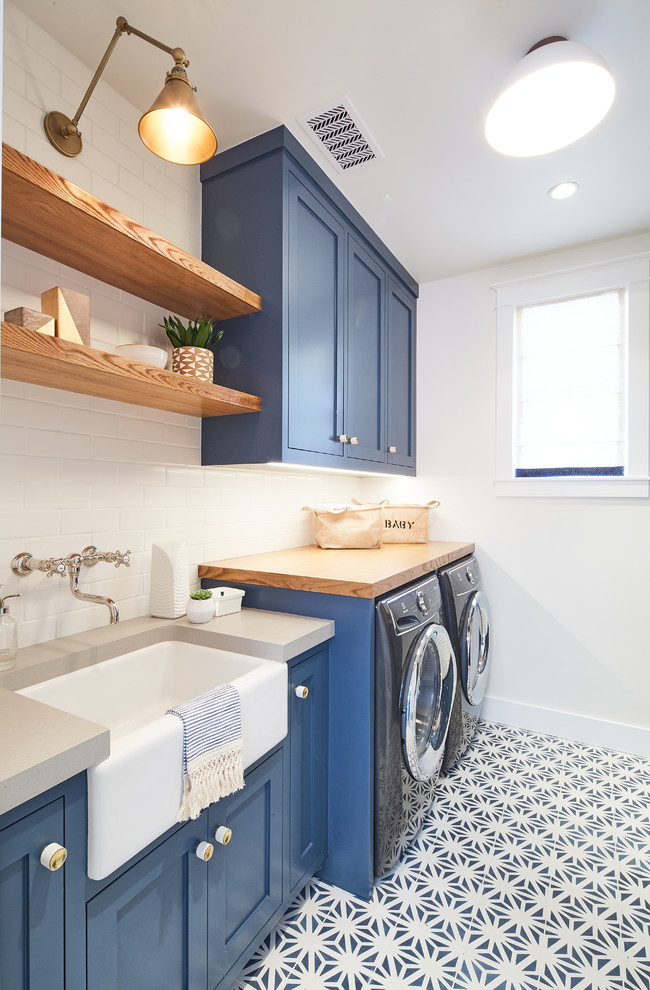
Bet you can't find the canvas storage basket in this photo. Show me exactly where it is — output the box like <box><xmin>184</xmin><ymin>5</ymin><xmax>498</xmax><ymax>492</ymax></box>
<box><xmin>303</xmin><ymin>503</ymin><xmax>383</xmax><ymax>549</ymax></box>
<box><xmin>352</xmin><ymin>499</ymin><xmax>440</xmax><ymax>543</ymax></box>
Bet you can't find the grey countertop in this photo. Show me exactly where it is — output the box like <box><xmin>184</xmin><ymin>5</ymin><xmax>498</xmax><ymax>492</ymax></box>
<box><xmin>0</xmin><ymin>608</ymin><xmax>334</xmax><ymax>816</ymax></box>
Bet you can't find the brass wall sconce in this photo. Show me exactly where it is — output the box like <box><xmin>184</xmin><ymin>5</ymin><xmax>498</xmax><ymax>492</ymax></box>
<box><xmin>44</xmin><ymin>15</ymin><xmax>217</xmax><ymax>165</ymax></box>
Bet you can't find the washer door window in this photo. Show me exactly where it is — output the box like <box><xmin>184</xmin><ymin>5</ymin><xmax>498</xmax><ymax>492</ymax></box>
<box><xmin>400</xmin><ymin>623</ymin><xmax>456</xmax><ymax>782</ymax></box>
<box><xmin>460</xmin><ymin>590</ymin><xmax>491</xmax><ymax>707</ymax></box>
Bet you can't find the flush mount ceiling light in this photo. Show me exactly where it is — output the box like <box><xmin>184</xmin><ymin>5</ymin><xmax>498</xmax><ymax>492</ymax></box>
<box><xmin>548</xmin><ymin>180</ymin><xmax>579</xmax><ymax>200</ymax></box>
<box><xmin>485</xmin><ymin>36</ymin><xmax>615</xmax><ymax>157</ymax></box>
<box><xmin>44</xmin><ymin>15</ymin><xmax>217</xmax><ymax>165</ymax></box>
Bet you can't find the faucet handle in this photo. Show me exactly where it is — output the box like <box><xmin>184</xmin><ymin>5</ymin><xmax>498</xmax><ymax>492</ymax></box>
<box><xmin>81</xmin><ymin>547</ymin><xmax>130</xmax><ymax>568</ymax></box>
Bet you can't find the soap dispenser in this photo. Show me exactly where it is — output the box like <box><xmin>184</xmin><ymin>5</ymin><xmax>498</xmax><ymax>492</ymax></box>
<box><xmin>0</xmin><ymin>587</ymin><xmax>20</xmax><ymax>671</ymax></box>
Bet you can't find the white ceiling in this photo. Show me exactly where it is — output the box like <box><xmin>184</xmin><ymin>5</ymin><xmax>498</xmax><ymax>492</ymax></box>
<box><xmin>15</xmin><ymin>0</ymin><xmax>650</xmax><ymax>284</ymax></box>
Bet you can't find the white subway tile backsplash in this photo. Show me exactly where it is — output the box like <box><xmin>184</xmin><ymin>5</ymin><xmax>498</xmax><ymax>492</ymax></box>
<box><xmin>118</xmin><ymin>507</ymin><xmax>167</xmax><ymax>532</ymax></box>
<box><xmin>0</xmin><ymin>509</ymin><xmax>61</xmax><ymax>539</ymax></box>
<box><xmin>24</xmin><ymin>484</ymin><xmax>91</xmax><ymax>510</ymax></box>
<box><xmin>118</xmin><ymin>417</ymin><xmax>167</xmax><ymax>443</ymax></box>
<box><xmin>144</xmin><ymin>486</ymin><xmax>188</xmax><ymax>508</ymax></box>
<box><xmin>91</xmin><ymin>486</ymin><xmax>143</xmax><ymax>508</ymax></box>
<box><xmin>118</xmin><ymin>463</ymin><xmax>167</xmax><ymax>486</ymax></box>
<box><xmin>60</xmin><ymin>508</ymin><xmax>119</xmax><ymax>535</ymax></box>
<box><xmin>3</xmin><ymin>87</ymin><xmax>48</xmax><ymax>133</ymax></box>
<box><xmin>23</xmin><ymin>49</ymin><xmax>61</xmax><ymax>100</ymax></box>
<box><xmin>1</xmin><ymin>112</ymin><xmax>26</xmax><ymax>151</ymax></box>
<box><xmin>60</xmin><ymin>407</ymin><xmax>118</xmax><ymax>437</ymax></box>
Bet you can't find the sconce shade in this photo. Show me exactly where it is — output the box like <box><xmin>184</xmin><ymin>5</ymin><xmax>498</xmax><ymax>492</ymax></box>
<box><xmin>485</xmin><ymin>39</ymin><xmax>615</xmax><ymax>157</ymax></box>
<box><xmin>139</xmin><ymin>75</ymin><xmax>217</xmax><ymax>165</ymax></box>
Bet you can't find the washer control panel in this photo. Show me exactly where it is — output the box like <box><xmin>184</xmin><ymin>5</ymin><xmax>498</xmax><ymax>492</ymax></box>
<box><xmin>447</xmin><ymin>555</ymin><xmax>481</xmax><ymax>598</ymax></box>
<box><xmin>380</xmin><ymin>574</ymin><xmax>442</xmax><ymax>636</ymax></box>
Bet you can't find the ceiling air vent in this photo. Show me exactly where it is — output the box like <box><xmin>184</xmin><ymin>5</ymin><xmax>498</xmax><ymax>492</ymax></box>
<box><xmin>298</xmin><ymin>97</ymin><xmax>383</xmax><ymax>173</ymax></box>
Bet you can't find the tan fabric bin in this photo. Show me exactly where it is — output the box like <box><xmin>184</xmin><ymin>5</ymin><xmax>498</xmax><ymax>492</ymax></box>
<box><xmin>352</xmin><ymin>499</ymin><xmax>440</xmax><ymax>543</ymax></box>
<box><xmin>303</xmin><ymin>503</ymin><xmax>383</xmax><ymax>549</ymax></box>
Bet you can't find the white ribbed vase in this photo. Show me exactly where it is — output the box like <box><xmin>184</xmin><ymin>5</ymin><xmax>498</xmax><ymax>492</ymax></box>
<box><xmin>172</xmin><ymin>346</ymin><xmax>214</xmax><ymax>382</ymax></box>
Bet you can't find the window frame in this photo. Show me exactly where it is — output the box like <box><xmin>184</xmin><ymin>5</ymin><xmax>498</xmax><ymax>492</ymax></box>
<box><xmin>493</xmin><ymin>256</ymin><xmax>650</xmax><ymax>498</ymax></box>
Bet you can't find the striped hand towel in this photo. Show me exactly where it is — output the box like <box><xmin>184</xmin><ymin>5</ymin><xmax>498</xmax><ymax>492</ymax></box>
<box><xmin>167</xmin><ymin>683</ymin><xmax>244</xmax><ymax>822</ymax></box>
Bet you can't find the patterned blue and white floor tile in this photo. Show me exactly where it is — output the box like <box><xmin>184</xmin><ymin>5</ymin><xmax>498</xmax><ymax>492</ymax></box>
<box><xmin>230</xmin><ymin>721</ymin><xmax>650</xmax><ymax>990</ymax></box>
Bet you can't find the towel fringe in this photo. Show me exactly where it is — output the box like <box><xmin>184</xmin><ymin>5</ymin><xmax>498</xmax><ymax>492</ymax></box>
<box><xmin>177</xmin><ymin>740</ymin><xmax>244</xmax><ymax>822</ymax></box>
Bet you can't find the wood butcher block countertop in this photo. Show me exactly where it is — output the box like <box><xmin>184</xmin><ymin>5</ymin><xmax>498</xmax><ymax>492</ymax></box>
<box><xmin>198</xmin><ymin>541</ymin><xmax>475</xmax><ymax>599</ymax></box>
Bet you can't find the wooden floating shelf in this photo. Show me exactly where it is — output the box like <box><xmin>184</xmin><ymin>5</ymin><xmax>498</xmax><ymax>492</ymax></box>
<box><xmin>1</xmin><ymin>324</ymin><xmax>262</xmax><ymax>418</ymax></box>
<box><xmin>1</xmin><ymin>143</ymin><xmax>262</xmax><ymax>322</ymax></box>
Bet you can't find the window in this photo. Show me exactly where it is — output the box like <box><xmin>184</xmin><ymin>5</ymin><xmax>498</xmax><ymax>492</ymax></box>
<box><xmin>494</xmin><ymin>257</ymin><xmax>649</xmax><ymax>497</ymax></box>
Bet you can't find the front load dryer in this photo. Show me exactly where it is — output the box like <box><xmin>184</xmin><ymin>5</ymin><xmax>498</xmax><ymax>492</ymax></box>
<box><xmin>374</xmin><ymin>573</ymin><xmax>456</xmax><ymax>878</ymax></box>
<box><xmin>439</xmin><ymin>554</ymin><xmax>491</xmax><ymax>771</ymax></box>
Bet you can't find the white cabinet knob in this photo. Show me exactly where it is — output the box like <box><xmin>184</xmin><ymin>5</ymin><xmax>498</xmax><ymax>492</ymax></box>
<box><xmin>196</xmin><ymin>841</ymin><xmax>214</xmax><ymax>862</ymax></box>
<box><xmin>350</xmin><ymin>436</ymin><xmax>359</xmax><ymax>445</ymax></box>
<box><xmin>338</xmin><ymin>434</ymin><xmax>349</xmax><ymax>444</ymax></box>
<box><xmin>40</xmin><ymin>843</ymin><xmax>67</xmax><ymax>871</ymax></box>
<box><xmin>294</xmin><ymin>685</ymin><xmax>309</xmax><ymax>699</ymax></box>
<box><xmin>214</xmin><ymin>825</ymin><xmax>232</xmax><ymax>845</ymax></box>
<box><xmin>388</xmin><ymin>445</ymin><xmax>397</xmax><ymax>454</ymax></box>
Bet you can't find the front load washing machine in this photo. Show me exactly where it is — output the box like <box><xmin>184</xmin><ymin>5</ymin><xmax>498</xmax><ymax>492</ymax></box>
<box><xmin>439</xmin><ymin>554</ymin><xmax>491</xmax><ymax>771</ymax></box>
<box><xmin>374</xmin><ymin>573</ymin><xmax>456</xmax><ymax>878</ymax></box>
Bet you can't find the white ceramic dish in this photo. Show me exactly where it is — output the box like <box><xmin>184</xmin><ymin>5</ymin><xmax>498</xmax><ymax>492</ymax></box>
<box><xmin>115</xmin><ymin>343</ymin><xmax>168</xmax><ymax>368</ymax></box>
<box><xmin>18</xmin><ymin>640</ymin><xmax>287</xmax><ymax>879</ymax></box>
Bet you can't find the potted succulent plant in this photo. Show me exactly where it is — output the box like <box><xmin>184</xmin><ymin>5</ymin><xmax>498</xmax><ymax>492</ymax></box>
<box><xmin>160</xmin><ymin>315</ymin><xmax>224</xmax><ymax>382</ymax></box>
<box><xmin>186</xmin><ymin>588</ymin><xmax>215</xmax><ymax>623</ymax></box>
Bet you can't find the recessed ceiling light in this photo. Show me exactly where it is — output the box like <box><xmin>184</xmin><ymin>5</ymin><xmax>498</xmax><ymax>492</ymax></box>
<box><xmin>548</xmin><ymin>180</ymin><xmax>580</xmax><ymax>200</ymax></box>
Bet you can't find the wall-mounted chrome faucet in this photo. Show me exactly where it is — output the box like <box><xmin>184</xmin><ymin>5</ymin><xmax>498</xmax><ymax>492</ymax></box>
<box><xmin>11</xmin><ymin>546</ymin><xmax>131</xmax><ymax>624</ymax></box>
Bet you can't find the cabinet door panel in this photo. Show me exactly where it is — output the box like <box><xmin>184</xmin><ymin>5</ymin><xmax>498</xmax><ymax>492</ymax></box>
<box><xmin>0</xmin><ymin>800</ymin><xmax>65</xmax><ymax>990</ymax></box>
<box><xmin>346</xmin><ymin>238</ymin><xmax>385</xmax><ymax>463</ymax></box>
<box><xmin>86</xmin><ymin>822</ymin><xmax>207</xmax><ymax>990</ymax></box>
<box><xmin>287</xmin><ymin>173</ymin><xmax>345</xmax><ymax>457</ymax></box>
<box><xmin>386</xmin><ymin>279</ymin><xmax>416</xmax><ymax>469</ymax></box>
<box><xmin>289</xmin><ymin>649</ymin><xmax>328</xmax><ymax>894</ymax></box>
<box><xmin>208</xmin><ymin>748</ymin><xmax>283</xmax><ymax>983</ymax></box>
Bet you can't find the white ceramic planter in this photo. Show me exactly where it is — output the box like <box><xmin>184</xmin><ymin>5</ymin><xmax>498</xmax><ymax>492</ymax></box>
<box><xmin>185</xmin><ymin>596</ymin><xmax>215</xmax><ymax>623</ymax></box>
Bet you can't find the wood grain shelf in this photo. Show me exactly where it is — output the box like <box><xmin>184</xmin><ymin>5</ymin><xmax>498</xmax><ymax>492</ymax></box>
<box><xmin>1</xmin><ymin>324</ymin><xmax>261</xmax><ymax>418</ymax></box>
<box><xmin>1</xmin><ymin>143</ymin><xmax>262</xmax><ymax>321</ymax></box>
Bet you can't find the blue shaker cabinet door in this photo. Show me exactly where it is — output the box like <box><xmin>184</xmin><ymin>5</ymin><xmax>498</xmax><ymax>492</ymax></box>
<box><xmin>207</xmin><ymin>748</ymin><xmax>284</xmax><ymax>986</ymax></box>
<box><xmin>386</xmin><ymin>278</ymin><xmax>416</xmax><ymax>470</ymax></box>
<box><xmin>287</xmin><ymin>173</ymin><xmax>346</xmax><ymax>458</ymax></box>
<box><xmin>289</xmin><ymin>648</ymin><xmax>328</xmax><ymax>896</ymax></box>
<box><xmin>0</xmin><ymin>799</ymin><xmax>65</xmax><ymax>990</ymax></box>
<box><xmin>346</xmin><ymin>236</ymin><xmax>386</xmax><ymax>464</ymax></box>
<box><xmin>86</xmin><ymin>819</ymin><xmax>208</xmax><ymax>990</ymax></box>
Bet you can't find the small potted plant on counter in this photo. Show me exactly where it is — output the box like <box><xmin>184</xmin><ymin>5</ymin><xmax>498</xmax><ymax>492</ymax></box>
<box><xmin>160</xmin><ymin>315</ymin><xmax>224</xmax><ymax>382</ymax></box>
<box><xmin>186</xmin><ymin>588</ymin><xmax>215</xmax><ymax>623</ymax></box>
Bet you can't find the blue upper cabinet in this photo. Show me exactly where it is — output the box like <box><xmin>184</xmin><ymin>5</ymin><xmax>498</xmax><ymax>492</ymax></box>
<box><xmin>200</xmin><ymin>126</ymin><xmax>417</xmax><ymax>476</ymax></box>
<box><xmin>386</xmin><ymin>279</ymin><xmax>416</xmax><ymax>470</ymax></box>
<box><xmin>287</xmin><ymin>174</ymin><xmax>345</xmax><ymax>459</ymax></box>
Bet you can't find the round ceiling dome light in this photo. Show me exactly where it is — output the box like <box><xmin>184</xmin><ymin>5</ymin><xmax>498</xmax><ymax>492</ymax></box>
<box><xmin>485</xmin><ymin>37</ymin><xmax>615</xmax><ymax>157</ymax></box>
<box><xmin>548</xmin><ymin>180</ymin><xmax>579</xmax><ymax>200</ymax></box>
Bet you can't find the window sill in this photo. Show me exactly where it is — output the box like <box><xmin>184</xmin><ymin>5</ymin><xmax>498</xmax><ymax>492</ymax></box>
<box><xmin>494</xmin><ymin>477</ymin><xmax>649</xmax><ymax>499</ymax></box>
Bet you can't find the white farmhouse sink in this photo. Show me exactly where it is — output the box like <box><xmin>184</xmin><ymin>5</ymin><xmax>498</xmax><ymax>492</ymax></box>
<box><xmin>18</xmin><ymin>640</ymin><xmax>288</xmax><ymax>880</ymax></box>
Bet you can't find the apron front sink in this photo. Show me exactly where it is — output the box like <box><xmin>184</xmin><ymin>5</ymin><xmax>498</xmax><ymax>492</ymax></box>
<box><xmin>18</xmin><ymin>640</ymin><xmax>288</xmax><ymax>879</ymax></box>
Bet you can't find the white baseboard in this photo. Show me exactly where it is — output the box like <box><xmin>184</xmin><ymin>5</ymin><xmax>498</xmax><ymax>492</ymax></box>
<box><xmin>481</xmin><ymin>696</ymin><xmax>650</xmax><ymax>758</ymax></box>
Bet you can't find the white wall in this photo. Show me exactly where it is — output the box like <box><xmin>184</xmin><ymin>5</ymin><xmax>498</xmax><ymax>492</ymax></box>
<box><xmin>0</xmin><ymin>3</ymin><xmax>364</xmax><ymax>648</ymax></box>
<box><xmin>366</xmin><ymin>232</ymin><xmax>650</xmax><ymax>755</ymax></box>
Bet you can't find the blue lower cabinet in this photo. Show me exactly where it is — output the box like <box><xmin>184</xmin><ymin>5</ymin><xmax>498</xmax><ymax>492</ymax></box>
<box><xmin>207</xmin><ymin>748</ymin><xmax>284</xmax><ymax>988</ymax></box>
<box><xmin>86</xmin><ymin>818</ymin><xmax>209</xmax><ymax>990</ymax></box>
<box><xmin>0</xmin><ymin>798</ymin><xmax>66</xmax><ymax>990</ymax></box>
<box><xmin>288</xmin><ymin>648</ymin><xmax>328</xmax><ymax>896</ymax></box>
